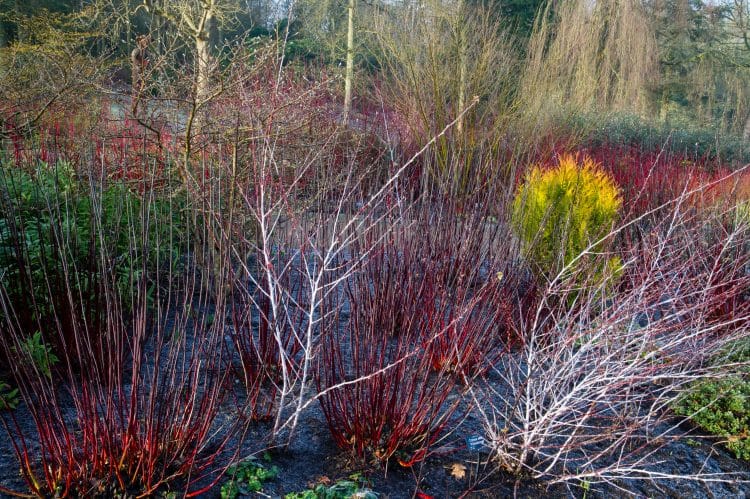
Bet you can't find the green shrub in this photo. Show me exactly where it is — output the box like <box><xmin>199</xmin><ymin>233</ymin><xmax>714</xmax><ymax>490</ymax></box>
<box><xmin>0</xmin><ymin>380</ymin><xmax>19</xmax><ymax>410</ymax></box>
<box><xmin>284</xmin><ymin>37</ymin><xmax>328</xmax><ymax>62</ymax></box>
<box><xmin>15</xmin><ymin>331</ymin><xmax>58</xmax><ymax>378</ymax></box>
<box><xmin>674</xmin><ymin>338</ymin><xmax>750</xmax><ymax>460</ymax></box>
<box><xmin>0</xmin><ymin>161</ymin><xmax>186</xmax><ymax>367</ymax></box>
<box><xmin>221</xmin><ymin>457</ymin><xmax>280</xmax><ymax>499</ymax></box>
<box><xmin>578</xmin><ymin>112</ymin><xmax>750</xmax><ymax>165</ymax></box>
<box><xmin>735</xmin><ymin>201</ymin><xmax>750</xmax><ymax>229</ymax></box>
<box><xmin>513</xmin><ymin>154</ymin><xmax>622</xmax><ymax>278</ymax></box>
<box><xmin>285</xmin><ymin>474</ymin><xmax>377</xmax><ymax>499</ymax></box>
<box><xmin>0</xmin><ymin>161</ymin><xmax>185</xmax><ymax>309</ymax></box>
<box><xmin>673</xmin><ymin>377</ymin><xmax>750</xmax><ymax>460</ymax></box>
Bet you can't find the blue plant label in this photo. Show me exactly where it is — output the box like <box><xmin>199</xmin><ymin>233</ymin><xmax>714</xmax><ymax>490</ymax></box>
<box><xmin>466</xmin><ymin>434</ymin><xmax>486</xmax><ymax>451</ymax></box>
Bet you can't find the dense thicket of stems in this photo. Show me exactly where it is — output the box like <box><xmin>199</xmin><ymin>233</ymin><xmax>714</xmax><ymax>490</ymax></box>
<box><xmin>472</xmin><ymin>177</ymin><xmax>750</xmax><ymax>487</ymax></box>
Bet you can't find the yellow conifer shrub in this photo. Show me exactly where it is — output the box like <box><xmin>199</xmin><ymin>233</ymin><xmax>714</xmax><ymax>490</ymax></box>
<box><xmin>513</xmin><ymin>154</ymin><xmax>622</xmax><ymax>277</ymax></box>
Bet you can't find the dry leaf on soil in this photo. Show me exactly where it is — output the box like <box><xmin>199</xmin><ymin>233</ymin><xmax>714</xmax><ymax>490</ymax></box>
<box><xmin>448</xmin><ymin>463</ymin><xmax>467</xmax><ymax>480</ymax></box>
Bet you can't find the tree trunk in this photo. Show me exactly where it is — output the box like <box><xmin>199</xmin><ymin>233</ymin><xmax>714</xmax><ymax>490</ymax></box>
<box><xmin>456</xmin><ymin>0</ymin><xmax>466</xmax><ymax>134</ymax></box>
<box><xmin>195</xmin><ymin>7</ymin><xmax>217</xmax><ymax>105</ymax></box>
<box><xmin>343</xmin><ymin>0</ymin><xmax>355</xmax><ymax>126</ymax></box>
<box><xmin>457</xmin><ymin>38</ymin><xmax>466</xmax><ymax>133</ymax></box>
<box><xmin>196</xmin><ymin>36</ymin><xmax>211</xmax><ymax>103</ymax></box>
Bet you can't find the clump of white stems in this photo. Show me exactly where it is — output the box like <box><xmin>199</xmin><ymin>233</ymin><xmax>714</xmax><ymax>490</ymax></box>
<box><xmin>470</xmin><ymin>168</ymin><xmax>750</xmax><ymax>490</ymax></box>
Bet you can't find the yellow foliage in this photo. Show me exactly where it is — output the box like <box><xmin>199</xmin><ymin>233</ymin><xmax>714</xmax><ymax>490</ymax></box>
<box><xmin>513</xmin><ymin>154</ymin><xmax>622</xmax><ymax>277</ymax></box>
<box><xmin>736</xmin><ymin>201</ymin><xmax>750</xmax><ymax>230</ymax></box>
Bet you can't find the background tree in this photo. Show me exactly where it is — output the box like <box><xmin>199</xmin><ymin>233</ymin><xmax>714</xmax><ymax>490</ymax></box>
<box><xmin>140</xmin><ymin>0</ymin><xmax>229</xmax><ymax>104</ymax></box>
<box><xmin>720</xmin><ymin>0</ymin><xmax>750</xmax><ymax>138</ymax></box>
<box><xmin>645</xmin><ymin>0</ymin><xmax>750</xmax><ymax>136</ymax></box>
<box><xmin>471</xmin><ymin>0</ymin><xmax>547</xmax><ymax>40</ymax></box>
<box><xmin>0</xmin><ymin>6</ymin><xmax>106</xmax><ymax>131</ymax></box>
<box><xmin>343</xmin><ymin>0</ymin><xmax>354</xmax><ymax>124</ymax></box>
<box><xmin>293</xmin><ymin>0</ymin><xmax>375</xmax><ymax>124</ymax></box>
<box><xmin>0</xmin><ymin>0</ymin><xmax>78</xmax><ymax>48</ymax></box>
<box><xmin>373</xmin><ymin>0</ymin><xmax>516</xmax><ymax>137</ymax></box>
<box><xmin>520</xmin><ymin>0</ymin><xmax>658</xmax><ymax>135</ymax></box>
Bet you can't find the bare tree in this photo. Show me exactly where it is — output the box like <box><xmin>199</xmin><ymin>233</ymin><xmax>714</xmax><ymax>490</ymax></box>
<box><xmin>140</xmin><ymin>0</ymin><xmax>225</xmax><ymax>104</ymax></box>
<box><xmin>130</xmin><ymin>33</ymin><xmax>151</xmax><ymax>114</ymax></box>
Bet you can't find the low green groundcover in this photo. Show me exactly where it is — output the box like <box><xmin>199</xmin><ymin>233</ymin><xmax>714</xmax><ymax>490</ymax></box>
<box><xmin>674</xmin><ymin>377</ymin><xmax>750</xmax><ymax>460</ymax></box>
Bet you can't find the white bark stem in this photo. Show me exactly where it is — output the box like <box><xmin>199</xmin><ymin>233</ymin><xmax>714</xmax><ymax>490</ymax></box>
<box><xmin>195</xmin><ymin>7</ymin><xmax>215</xmax><ymax>105</ymax></box>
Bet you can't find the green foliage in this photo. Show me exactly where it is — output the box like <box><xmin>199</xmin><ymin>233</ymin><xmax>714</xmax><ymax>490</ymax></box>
<box><xmin>735</xmin><ymin>201</ymin><xmax>750</xmax><ymax>229</ymax></box>
<box><xmin>673</xmin><ymin>377</ymin><xmax>750</xmax><ymax>460</ymax></box>
<box><xmin>512</xmin><ymin>154</ymin><xmax>622</xmax><ymax>277</ymax></box>
<box><xmin>285</xmin><ymin>474</ymin><xmax>377</xmax><ymax>499</ymax></box>
<box><xmin>674</xmin><ymin>337</ymin><xmax>750</xmax><ymax>460</ymax></box>
<box><xmin>0</xmin><ymin>161</ymin><xmax>185</xmax><ymax>318</ymax></box>
<box><xmin>221</xmin><ymin>457</ymin><xmax>280</xmax><ymax>499</ymax></box>
<box><xmin>647</xmin><ymin>0</ymin><xmax>750</xmax><ymax>136</ymax></box>
<box><xmin>284</xmin><ymin>37</ymin><xmax>328</xmax><ymax>63</ymax></box>
<box><xmin>0</xmin><ymin>379</ymin><xmax>19</xmax><ymax>410</ymax></box>
<box><xmin>15</xmin><ymin>331</ymin><xmax>58</xmax><ymax>378</ymax></box>
<box><xmin>0</xmin><ymin>162</ymin><xmax>84</xmax><ymax>319</ymax></box>
<box><xmin>477</xmin><ymin>0</ymin><xmax>546</xmax><ymax>40</ymax></box>
<box><xmin>581</xmin><ymin>112</ymin><xmax>750</xmax><ymax>165</ymax></box>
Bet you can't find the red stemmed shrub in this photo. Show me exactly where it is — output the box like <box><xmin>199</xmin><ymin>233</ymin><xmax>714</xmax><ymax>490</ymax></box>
<box><xmin>693</xmin><ymin>209</ymin><xmax>750</xmax><ymax>336</ymax></box>
<box><xmin>316</xmin><ymin>181</ymin><xmax>529</xmax><ymax>464</ymax></box>
<box><xmin>0</xmin><ymin>157</ymin><xmax>189</xmax><ymax>373</ymax></box>
<box><xmin>0</xmin><ymin>162</ymin><xmax>113</xmax><ymax>372</ymax></box>
<box><xmin>229</xmin><ymin>272</ymin><xmax>306</xmax><ymax>421</ymax></box>
<box><xmin>230</xmin><ymin>293</ymin><xmax>279</xmax><ymax>421</ymax></box>
<box><xmin>349</xmin><ymin>192</ymin><xmax>524</xmax><ymax>379</ymax></box>
<box><xmin>317</xmin><ymin>274</ymin><xmax>461</xmax><ymax>466</ymax></box>
<box><xmin>580</xmin><ymin>143</ymin><xmax>750</xmax><ymax>218</ymax></box>
<box><xmin>1</xmin><ymin>291</ymin><xmax>237</xmax><ymax>497</ymax></box>
<box><xmin>0</xmin><ymin>166</ymin><xmax>241</xmax><ymax>497</ymax></box>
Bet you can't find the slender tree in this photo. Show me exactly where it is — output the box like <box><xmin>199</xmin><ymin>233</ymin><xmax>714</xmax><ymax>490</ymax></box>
<box><xmin>141</xmin><ymin>0</ymin><xmax>224</xmax><ymax>104</ymax></box>
<box><xmin>342</xmin><ymin>0</ymin><xmax>354</xmax><ymax>125</ymax></box>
